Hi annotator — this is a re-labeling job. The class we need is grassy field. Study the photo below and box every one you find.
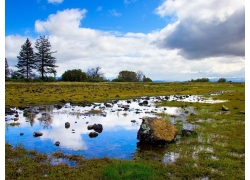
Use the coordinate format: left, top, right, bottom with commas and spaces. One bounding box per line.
5, 82, 245, 179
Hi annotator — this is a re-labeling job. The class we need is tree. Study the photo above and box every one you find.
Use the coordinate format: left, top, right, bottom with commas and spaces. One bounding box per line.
10, 70, 23, 79
5, 58, 10, 79
143, 75, 152, 82
16, 38, 36, 78
189, 77, 210, 82
62, 69, 87, 82
136, 70, 144, 82
86, 67, 105, 81
117, 70, 137, 82
35, 36, 58, 81
218, 78, 226, 82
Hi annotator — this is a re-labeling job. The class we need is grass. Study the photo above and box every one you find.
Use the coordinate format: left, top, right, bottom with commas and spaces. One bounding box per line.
5, 81, 245, 179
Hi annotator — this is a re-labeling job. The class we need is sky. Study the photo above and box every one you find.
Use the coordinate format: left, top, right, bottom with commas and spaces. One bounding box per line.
4, 0, 246, 81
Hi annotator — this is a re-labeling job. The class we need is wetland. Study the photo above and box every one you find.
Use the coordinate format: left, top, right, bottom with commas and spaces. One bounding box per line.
5, 82, 245, 179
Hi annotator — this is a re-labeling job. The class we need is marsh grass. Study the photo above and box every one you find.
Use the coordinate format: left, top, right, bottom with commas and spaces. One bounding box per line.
5, 82, 245, 179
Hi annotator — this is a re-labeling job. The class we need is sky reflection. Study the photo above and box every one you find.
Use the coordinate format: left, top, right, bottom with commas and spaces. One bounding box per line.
5, 95, 225, 160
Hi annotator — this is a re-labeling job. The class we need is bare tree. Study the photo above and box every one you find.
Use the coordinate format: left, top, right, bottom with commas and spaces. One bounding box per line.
87, 66, 105, 80
5, 58, 10, 79
136, 70, 144, 82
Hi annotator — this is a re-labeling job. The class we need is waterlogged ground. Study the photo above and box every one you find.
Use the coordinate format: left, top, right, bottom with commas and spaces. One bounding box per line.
5, 95, 227, 164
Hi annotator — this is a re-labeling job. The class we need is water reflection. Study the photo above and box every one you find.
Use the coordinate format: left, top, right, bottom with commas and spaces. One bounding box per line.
5, 95, 224, 162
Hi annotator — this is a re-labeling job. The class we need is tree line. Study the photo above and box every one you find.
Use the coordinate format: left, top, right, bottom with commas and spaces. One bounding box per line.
6, 36, 57, 81
5, 36, 227, 83
5, 36, 152, 82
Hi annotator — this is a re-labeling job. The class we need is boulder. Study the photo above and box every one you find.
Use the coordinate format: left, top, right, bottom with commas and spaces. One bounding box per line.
137, 116, 178, 144
33, 132, 43, 137
54, 141, 60, 146
93, 124, 103, 133
87, 125, 94, 130
89, 132, 98, 138
65, 122, 70, 128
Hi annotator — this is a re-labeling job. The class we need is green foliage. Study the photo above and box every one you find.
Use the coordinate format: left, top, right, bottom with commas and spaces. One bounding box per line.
143, 76, 152, 82
189, 77, 210, 82
218, 78, 226, 82
35, 36, 58, 80
16, 38, 36, 78
62, 69, 87, 82
117, 70, 138, 82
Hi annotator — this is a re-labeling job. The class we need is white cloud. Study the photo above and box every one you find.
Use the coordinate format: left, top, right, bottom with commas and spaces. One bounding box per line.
124, 0, 137, 4
96, 6, 102, 11
155, 0, 244, 23
109, 9, 122, 17
47, 0, 64, 4
154, 0, 245, 60
5, 7, 245, 81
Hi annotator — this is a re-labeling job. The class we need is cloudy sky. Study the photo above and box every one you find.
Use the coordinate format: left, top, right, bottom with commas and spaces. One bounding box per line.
4, 0, 245, 81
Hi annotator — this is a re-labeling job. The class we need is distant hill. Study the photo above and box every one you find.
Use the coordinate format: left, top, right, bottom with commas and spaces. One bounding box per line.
209, 77, 245, 82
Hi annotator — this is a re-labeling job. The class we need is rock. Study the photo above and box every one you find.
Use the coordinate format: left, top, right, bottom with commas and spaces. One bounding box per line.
181, 129, 198, 137
65, 122, 70, 128
87, 125, 94, 130
222, 105, 229, 111
33, 132, 43, 137
89, 132, 98, 138
54, 141, 60, 146
93, 124, 103, 133
137, 116, 178, 144
20, 133, 24, 136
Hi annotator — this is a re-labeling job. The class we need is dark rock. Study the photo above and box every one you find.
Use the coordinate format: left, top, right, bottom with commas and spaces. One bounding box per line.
33, 132, 43, 137
87, 125, 94, 130
65, 122, 70, 128
54, 141, 60, 146
89, 132, 98, 138
93, 124, 103, 133
182, 129, 198, 137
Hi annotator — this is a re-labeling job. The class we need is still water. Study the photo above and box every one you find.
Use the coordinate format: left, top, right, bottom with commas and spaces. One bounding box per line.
5, 95, 224, 161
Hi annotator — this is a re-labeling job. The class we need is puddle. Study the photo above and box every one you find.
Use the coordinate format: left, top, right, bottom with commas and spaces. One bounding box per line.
5, 95, 225, 162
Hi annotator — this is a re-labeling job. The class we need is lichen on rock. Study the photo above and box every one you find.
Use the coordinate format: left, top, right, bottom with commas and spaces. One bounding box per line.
137, 116, 178, 144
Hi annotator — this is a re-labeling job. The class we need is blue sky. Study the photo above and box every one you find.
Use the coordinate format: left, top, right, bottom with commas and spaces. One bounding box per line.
5, 0, 167, 35
4, 0, 245, 81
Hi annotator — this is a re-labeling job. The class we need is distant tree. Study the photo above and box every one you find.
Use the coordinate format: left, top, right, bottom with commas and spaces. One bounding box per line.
86, 67, 105, 81
10, 70, 23, 79
136, 70, 144, 82
117, 70, 137, 82
189, 77, 209, 82
114, 70, 152, 82
5, 58, 10, 79
143, 75, 152, 82
35, 36, 58, 81
62, 69, 87, 81
15, 38, 36, 78
218, 78, 226, 82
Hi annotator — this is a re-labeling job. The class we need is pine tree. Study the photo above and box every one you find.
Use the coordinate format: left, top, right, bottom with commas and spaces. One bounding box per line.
5, 58, 10, 79
35, 36, 58, 81
16, 38, 36, 78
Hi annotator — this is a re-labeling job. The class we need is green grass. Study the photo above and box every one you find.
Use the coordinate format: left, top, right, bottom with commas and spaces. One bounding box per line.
5, 81, 245, 179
